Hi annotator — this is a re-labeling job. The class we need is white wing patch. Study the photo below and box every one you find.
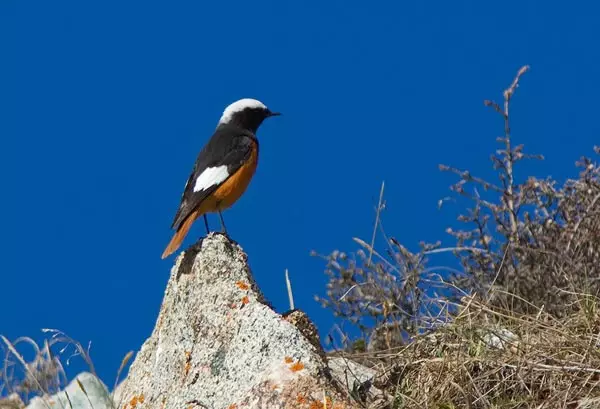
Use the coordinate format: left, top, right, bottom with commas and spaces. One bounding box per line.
193, 166, 229, 192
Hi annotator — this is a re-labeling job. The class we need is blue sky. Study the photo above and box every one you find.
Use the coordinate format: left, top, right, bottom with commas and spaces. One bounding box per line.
1, 0, 599, 387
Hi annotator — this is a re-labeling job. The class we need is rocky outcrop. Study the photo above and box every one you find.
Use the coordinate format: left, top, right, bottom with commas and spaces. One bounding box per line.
26, 372, 113, 409
117, 233, 360, 409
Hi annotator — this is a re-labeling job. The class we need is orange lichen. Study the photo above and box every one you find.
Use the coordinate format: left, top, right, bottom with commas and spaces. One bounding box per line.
296, 394, 307, 404
289, 361, 305, 372
228, 404, 238, 409
184, 351, 192, 376
284, 356, 294, 364
235, 281, 250, 290
309, 397, 333, 409
241, 296, 249, 305
127, 393, 145, 408
129, 394, 143, 409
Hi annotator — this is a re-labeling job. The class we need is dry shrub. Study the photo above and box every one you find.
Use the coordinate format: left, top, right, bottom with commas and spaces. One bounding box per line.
441, 66, 600, 317
316, 66, 600, 407
313, 233, 461, 353
316, 66, 600, 344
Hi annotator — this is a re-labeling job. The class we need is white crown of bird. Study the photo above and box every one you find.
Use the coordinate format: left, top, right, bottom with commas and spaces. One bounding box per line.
219, 98, 268, 124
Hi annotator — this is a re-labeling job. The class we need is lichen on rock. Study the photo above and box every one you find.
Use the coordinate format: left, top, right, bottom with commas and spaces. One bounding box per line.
117, 233, 360, 409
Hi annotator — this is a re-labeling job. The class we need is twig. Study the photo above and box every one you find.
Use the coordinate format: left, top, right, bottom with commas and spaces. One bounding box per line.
423, 246, 490, 255
285, 269, 295, 310
338, 283, 369, 302
368, 181, 385, 266
352, 237, 399, 275
112, 350, 133, 404
504, 361, 600, 375
504, 65, 530, 104
502, 65, 530, 242
486, 243, 510, 296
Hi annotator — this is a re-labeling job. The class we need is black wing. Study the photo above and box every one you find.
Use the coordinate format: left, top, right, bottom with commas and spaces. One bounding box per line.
170, 124, 257, 229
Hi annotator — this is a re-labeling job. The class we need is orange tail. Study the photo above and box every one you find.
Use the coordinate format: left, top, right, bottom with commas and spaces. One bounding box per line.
161, 210, 199, 259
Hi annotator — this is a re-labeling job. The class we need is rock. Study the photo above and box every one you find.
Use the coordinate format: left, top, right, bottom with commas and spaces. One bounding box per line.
281, 310, 322, 354
118, 233, 360, 409
0, 394, 25, 409
26, 372, 113, 409
482, 327, 518, 351
327, 357, 385, 405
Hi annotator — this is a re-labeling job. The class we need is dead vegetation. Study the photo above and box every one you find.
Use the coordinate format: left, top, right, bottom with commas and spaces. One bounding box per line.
332, 294, 600, 408
316, 66, 600, 408
0, 330, 131, 407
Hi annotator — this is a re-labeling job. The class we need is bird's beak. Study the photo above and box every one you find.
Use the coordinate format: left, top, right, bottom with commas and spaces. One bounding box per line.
268, 111, 282, 117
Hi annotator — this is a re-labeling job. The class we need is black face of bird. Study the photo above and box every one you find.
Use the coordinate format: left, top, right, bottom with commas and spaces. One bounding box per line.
218, 98, 281, 134
228, 107, 281, 133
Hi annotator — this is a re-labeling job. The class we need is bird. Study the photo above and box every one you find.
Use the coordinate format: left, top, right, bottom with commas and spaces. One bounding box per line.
161, 98, 281, 259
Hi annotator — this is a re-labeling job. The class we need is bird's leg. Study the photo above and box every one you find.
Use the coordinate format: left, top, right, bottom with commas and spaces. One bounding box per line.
203, 215, 210, 235
218, 210, 228, 236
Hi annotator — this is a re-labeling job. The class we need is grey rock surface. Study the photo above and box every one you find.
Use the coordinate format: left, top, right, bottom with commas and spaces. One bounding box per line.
328, 357, 377, 389
328, 357, 386, 406
118, 233, 359, 409
26, 372, 113, 409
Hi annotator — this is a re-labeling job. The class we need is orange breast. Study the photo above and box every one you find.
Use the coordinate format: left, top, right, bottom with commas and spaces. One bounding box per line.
211, 142, 258, 211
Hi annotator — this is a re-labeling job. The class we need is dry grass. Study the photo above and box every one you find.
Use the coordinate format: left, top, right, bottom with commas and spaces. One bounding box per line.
0, 329, 128, 408
333, 293, 600, 408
